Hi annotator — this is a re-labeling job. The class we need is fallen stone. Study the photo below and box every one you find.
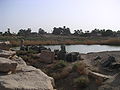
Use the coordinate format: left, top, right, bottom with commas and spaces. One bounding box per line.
89, 71, 111, 82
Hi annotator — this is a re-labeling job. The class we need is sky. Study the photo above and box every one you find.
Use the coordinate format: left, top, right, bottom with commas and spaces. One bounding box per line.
0, 0, 120, 33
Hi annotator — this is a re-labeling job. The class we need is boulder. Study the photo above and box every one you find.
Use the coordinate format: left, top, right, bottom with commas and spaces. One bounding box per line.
10, 55, 27, 70
0, 55, 55, 90
0, 57, 17, 73
57, 51, 66, 60
101, 56, 116, 68
29, 45, 48, 53
57, 45, 66, 60
0, 66, 55, 90
94, 56, 101, 61
0, 50, 16, 58
65, 52, 80, 62
39, 50, 55, 64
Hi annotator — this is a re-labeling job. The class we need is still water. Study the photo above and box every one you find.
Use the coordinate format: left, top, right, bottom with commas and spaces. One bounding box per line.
45, 45, 120, 53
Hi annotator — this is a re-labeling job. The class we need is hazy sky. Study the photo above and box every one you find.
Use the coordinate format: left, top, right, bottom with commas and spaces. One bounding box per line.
0, 0, 120, 33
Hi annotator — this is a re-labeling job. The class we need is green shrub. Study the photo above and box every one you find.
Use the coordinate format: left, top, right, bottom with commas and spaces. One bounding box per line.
74, 76, 89, 88
72, 63, 80, 72
27, 50, 37, 54
54, 60, 67, 69
16, 50, 27, 56
72, 62, 87, 75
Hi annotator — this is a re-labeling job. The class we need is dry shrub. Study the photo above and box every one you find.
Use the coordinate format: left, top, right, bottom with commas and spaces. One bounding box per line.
83, 40, 99, 45
72, 62, 88, 75
101, 38, 120, 45
51, 66, 72, 80
74, 75, 90, 88
10, 41, 20, 46
95, 77, 103, 85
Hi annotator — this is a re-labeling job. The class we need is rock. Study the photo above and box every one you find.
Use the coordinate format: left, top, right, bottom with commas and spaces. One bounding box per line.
110, 63, 120, 69
57, 45, 66, 60
57, 51, 66, 60
10, 55, 27, 70
94, 56, 101, 61
98, 73, 120, 90
0, 57, 17, 73
101, 56, 116, 68
0, 66, 55, 90
0, 41, 11, 50
65, 52, 80, 62
39, 50, 55, 64
0, 54, 55, 90
0, 50, 16, 58
89, 71, 111, 82
54, 49, 59, 60
29, 45, 48, 53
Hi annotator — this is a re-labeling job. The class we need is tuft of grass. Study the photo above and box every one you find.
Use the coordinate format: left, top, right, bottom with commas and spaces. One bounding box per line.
74, 76, 89, 88
53, 60, 67, 69
72, 62, 87, 75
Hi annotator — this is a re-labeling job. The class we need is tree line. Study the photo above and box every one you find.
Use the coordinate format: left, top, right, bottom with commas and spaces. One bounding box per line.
1, 26, 120, 37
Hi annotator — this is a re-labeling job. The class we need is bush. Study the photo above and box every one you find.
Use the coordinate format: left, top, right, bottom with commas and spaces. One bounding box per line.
50, 67, 71, 80
74, 76, 89, 88
53, 60, 67, 70
72, 62, 87, 75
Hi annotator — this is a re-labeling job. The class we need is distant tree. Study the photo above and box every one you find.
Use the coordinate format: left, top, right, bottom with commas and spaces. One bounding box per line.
52, 27, 62, 35
38, 28, 46, 34
91, 28, 100, 34
101, 29, 113, 36
73, 29, 83, 36
3, 28, 12, 36
17, 28, 31, 36
17, 29, 26, 36
105, 29, 113, 36
26, 28, 31, 36
52, 26, 71, 35
62, 27, 71, 35
0, 32, 2, 35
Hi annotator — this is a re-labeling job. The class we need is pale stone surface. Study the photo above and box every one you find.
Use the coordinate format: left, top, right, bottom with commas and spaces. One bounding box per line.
0, 55, 55, 90
0, 57, 17, 73
0, 50, 16, 58
0, 66, 54, 90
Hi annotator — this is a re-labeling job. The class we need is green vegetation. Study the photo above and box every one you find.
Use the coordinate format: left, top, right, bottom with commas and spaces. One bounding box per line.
1, 35, 120, 46
53, 60, 67, 69
1, 27, 120, 46
72, 62, 87, 75
74, 76, 89, 88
